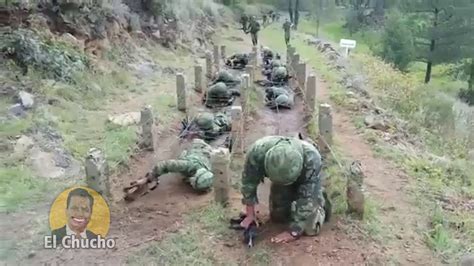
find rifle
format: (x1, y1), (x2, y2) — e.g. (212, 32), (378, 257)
(229, 213), (260, 248)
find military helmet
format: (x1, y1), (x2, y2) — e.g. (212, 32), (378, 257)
(217, 70), (234, 82)
(271, 60), (281, 68)
(274, 94), (289, 106)
(264, 138), (303, 185)
(195, 112), (214, 130)
(190, 168), (214, 191)
(272, 66), (287, 79)
(209, 82), (227, 94)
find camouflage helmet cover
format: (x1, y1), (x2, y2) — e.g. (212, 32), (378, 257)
(264, 139), (303, 185)
(190, 168), (214, 191)
(217, 70), (234, 82)
(271, 60), (282, 68)
(195, 112), (214, 130)
(272, 66), (288, 79)
(208, 82), (227, 94)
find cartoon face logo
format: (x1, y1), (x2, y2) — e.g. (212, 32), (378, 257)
(49, 186), (110, 242)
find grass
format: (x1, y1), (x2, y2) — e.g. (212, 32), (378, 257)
(127, 203), (274, 265)
(0, 166), (52, 212)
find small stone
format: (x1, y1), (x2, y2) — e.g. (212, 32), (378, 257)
(224, 242), (236, 247)
(27, 251), (35, 258)
(13, 135), (35, 159)
(108, 112), (141, 127)
(8, 104), (26, 117)
(18, 91), (34, 109)
(364, 114), (389, 131)
(305, 245), (313, 253)
(395, 234), (403, 240)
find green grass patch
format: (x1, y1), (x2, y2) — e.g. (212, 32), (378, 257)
(0, 116), (34, 139)
(103, 125), (137, 169)
(0, 166), (51, 212)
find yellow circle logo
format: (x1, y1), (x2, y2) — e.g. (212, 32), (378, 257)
(49, 186), (110, 239)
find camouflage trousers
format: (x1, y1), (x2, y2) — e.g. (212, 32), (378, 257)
(251, 33), (258, 46)
(269, 181), (325, 236)
(154, 159), (213, 191)
(285, 32), (290, 45)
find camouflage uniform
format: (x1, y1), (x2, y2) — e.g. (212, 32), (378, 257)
(225, 53), (249, 69)
(246, 17), (261, 46)
(241, 136), (327, 236)
(283, 20), (292, 46)
(240, 14), (249, 32)
(150, 139), (214, 192)
(181, 112), (232, 142)
(204, 82), (237, 108)
(212, 70), (241, 87)
(262, 47), (274, 67)
(265, 86), (294, 109)
(271, 66), (290, 84)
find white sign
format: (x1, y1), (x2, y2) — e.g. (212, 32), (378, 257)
(339, 39), (357, 49)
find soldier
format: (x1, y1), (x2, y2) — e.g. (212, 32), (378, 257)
(262, 14), (268, 26)
(238, 136), (331, 243)
(261, 47), (274, 67)
(225, 53), (249, 69)
(179, 112), (232, 143)
(270, 66), (291, 84)
(212, 70), (241, 87)
(240, 14), (249, 32)
(262, 59), (282, 80)
(123, 139), (216, 201)
(283, 19), (292, 46)
(265, 86), (294, 109)
(246, 16), (261, 46)
(203, 82), (239, 108)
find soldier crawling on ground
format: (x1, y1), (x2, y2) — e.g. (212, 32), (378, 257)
(123, 139), (218, 201)
(203, 82), (239, 108)
(265, 86), (295, 110)
(237, 135), (332, 243)
(179, 112), (232, 144)
(258, 64), (292, 87)
(261, 47), (280, 68)
(225, 53), (249, 69)
(211, 70), (241, 87)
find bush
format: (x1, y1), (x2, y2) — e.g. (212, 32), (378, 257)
(1, 29), (88, 82)
(379, 10), (414, 71)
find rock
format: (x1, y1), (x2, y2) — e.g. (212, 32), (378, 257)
(108, 112), (141, 127)
(106, 20), (121, 39)
(129, 14), (141, 32)
(0, 86), (17, 96)
(395, 234), (403, 240)
(151, 30), (161, 40)
(17, 91), (34, 109)
(26, 147), (65, 179)
(364, 114), (389, 131)
(8, 104), (26, 118)
(0, 139), (13, 152)
(13, 135), (35, 159)
(61, 33), (85, 51)
(460, 253), (474, 266)
(27, 251), (35, 259)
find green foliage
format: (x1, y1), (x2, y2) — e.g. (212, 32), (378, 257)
(103, 125), (137, 169)
(379, 11), (414, 71)
(0, 166), (51, 212)
(1, 29), (89, 82)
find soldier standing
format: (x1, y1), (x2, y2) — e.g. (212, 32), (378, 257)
(240, 14), (249, 32)
(283, 19), (292, 46)
(246, 16), (261, 46)
(238, 136), (332, 243)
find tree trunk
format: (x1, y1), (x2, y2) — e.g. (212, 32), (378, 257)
(469, 59), (474, 90)
(375, 0), (384, 17)
(289, 0), (293, 23)
(294, 0), (300, 29)
(425, 8), (438, 84)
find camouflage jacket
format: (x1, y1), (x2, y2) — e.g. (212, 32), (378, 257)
(247, 20), (261, 34)
(153, 139), (212, 177)
(265, 87), (294, 109)
(241, 136), (323, 230)
(196, 113), (232, 142)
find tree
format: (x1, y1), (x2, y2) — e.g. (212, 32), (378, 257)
(406, 0), (474, 83)
(294, 0), (299, 29)
(380, 10), (414, 71)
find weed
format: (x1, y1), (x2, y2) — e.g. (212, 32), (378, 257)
(103, 125), (137, 169)
(0, 116), (33, 139)
(0, 166), (51, 212)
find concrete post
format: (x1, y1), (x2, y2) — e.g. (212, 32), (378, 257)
(245, 65), (254, 83)
(194, 65), (203, 93)
(297, 62), (307, 91)
(85, 148), (110, 198)
(139, 105), (154, 151)
(231, 106), (243, 157)
(240, 74), (250, 113)
(347, 161), (365, 220)
(220, 45), (226, 59)
(318, 103), (333, 153)
(206, 52), (213, 81)
(306, 75), (316, 114)
(176, 73), (186, 112)
(213, 45), (220, 72)
(211, 147), (230, 206)
(287, 46), (295, 67)
(292, 53), (300, 75)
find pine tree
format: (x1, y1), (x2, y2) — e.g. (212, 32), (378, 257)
(406, 0), (474, 83)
